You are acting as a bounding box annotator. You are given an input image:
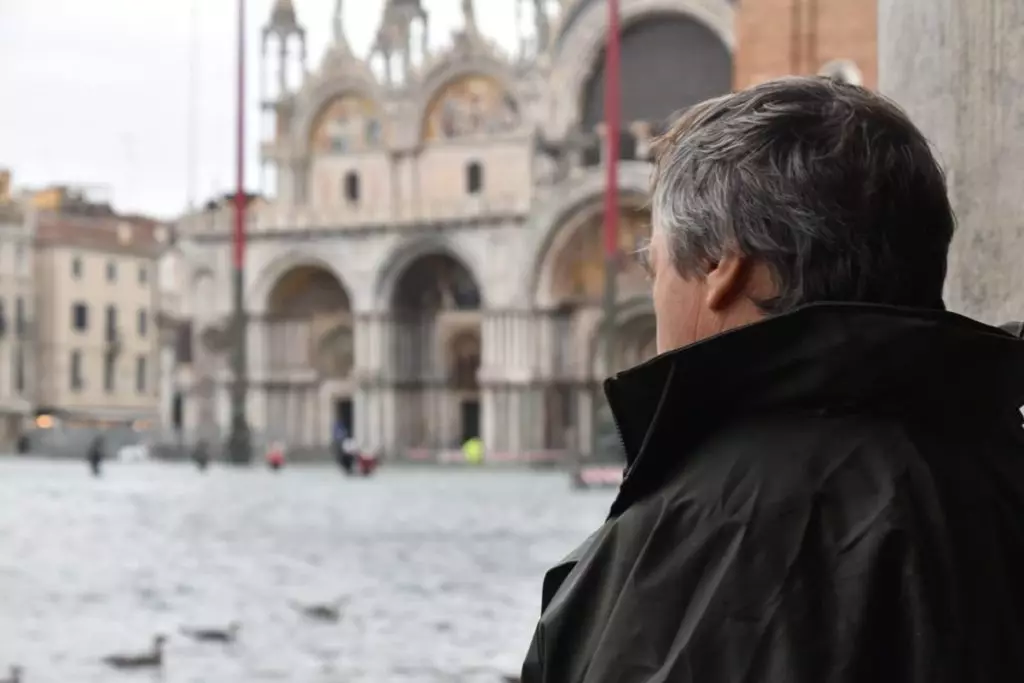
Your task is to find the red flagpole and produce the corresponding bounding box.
[600,0,622,386]
[228,0,252,463]
[603,0,621,260]
[234,0,247,268]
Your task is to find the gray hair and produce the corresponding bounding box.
[651,76,954,313]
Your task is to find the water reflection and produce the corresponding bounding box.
[0,460,611,682]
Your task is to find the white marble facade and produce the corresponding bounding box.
[163,0,735,457]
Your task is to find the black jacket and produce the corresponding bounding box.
[522,303,1024,683]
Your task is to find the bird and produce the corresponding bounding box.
[291,597,348,623]
[0,665,22,683]
[180,620,241,644]
[101,635,166,669]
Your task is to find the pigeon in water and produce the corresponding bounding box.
[102,635,166,669]
[291,597,348,623]
[0,665,23,683]
[180,620,241,643]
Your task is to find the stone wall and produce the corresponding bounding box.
[879,0,1024,324]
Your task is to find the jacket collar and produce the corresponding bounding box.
[603,303,1024,515]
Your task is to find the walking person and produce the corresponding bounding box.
[191,439,210,472]
[333,420,354,474]
[521,77,1024,682]
[86,434,104,477]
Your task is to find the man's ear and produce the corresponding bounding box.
[703,252,751,312]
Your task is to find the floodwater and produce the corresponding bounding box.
[0,459,612,683]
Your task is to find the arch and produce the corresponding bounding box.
[524,161,653,307]
[259,259,355,448]
[307,92,386,155]
[266,265,351,318]
[548,0,734,139]
[248,251,352,316]
[381,241,485,451]
[374,237,486,311]
[391,253,482,313]
[297,73,383,154]
[538,199,652,309]
[579,13,733,129]
[417,71,522,142]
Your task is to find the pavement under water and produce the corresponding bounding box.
[0,459,612,683]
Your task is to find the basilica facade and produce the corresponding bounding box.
[162,0,870,459]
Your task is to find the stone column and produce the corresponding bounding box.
[879,0,1024,323]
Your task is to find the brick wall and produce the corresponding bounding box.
[735,0,877,90]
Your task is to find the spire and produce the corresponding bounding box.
[532,0,551,50]
[462,0,478,33]
[331,0,351,53]
[371,0,429,86]
[268,0,299,35]
[262,0,306,97]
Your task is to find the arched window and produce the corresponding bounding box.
[343,171,360,204]
[466,161,483,195]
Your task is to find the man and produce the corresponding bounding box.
[521,77,1024,682]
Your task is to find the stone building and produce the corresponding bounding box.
[33,204,166,425]
[165,0,875,458]
[0,170,35,448]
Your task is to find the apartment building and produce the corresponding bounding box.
[34,210,167,422]
[0,170,34,446]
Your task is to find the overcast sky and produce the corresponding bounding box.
[0,0,524,219]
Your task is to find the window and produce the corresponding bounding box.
[105,305,118,342]
[72,302,88,331]
[138,265,148,285]
[136,355,147,393]
[14,347,24,394]
[70,350,83,391]
[343,171,360,204]
[466,161,484,195]
[106,261,117,282]
[103,352,116,393]
[138,309,147,337]
[71,256,82,279]
[14,297,24,337]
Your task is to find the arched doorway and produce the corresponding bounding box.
[264,265,353,450]
[536,198,656,454]
[389,253,482,452]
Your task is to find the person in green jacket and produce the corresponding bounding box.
[461,437,483,465]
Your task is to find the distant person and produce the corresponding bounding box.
[521,77,1024,681]
[265,441,285,472]
[461,437,483,465]
[340,438,358,475]
[191,440,210,472]
[355,443,379,477]
[333,422,354,474]
[86,435,104,477]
